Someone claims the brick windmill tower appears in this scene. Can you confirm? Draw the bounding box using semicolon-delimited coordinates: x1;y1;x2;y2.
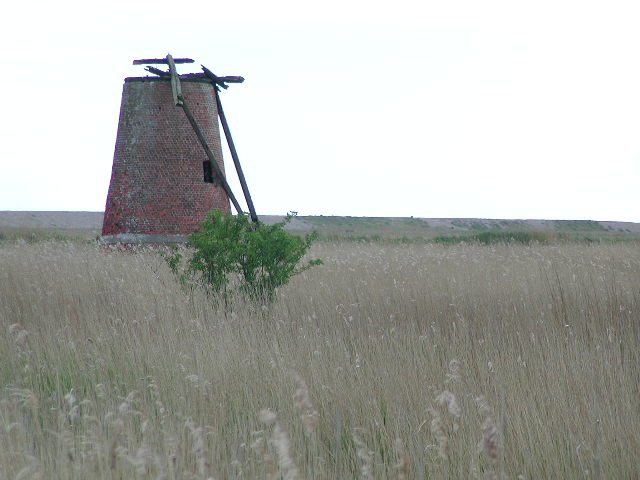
101;55;257;244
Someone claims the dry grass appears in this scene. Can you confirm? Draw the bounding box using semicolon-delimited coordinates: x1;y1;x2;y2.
0;240;639;478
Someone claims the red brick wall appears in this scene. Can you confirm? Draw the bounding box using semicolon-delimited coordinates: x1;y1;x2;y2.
102;77;230;237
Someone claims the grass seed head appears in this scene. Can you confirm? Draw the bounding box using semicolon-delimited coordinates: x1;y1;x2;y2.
445;359;464;384
435;390;461;419
475;396;501;463
352;430;374;480
259;408;277;425
292;372;319;435
428;407;449;460
393;437;409;480
272;423;300;480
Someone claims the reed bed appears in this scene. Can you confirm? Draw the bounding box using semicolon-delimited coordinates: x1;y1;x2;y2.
0;240;638;479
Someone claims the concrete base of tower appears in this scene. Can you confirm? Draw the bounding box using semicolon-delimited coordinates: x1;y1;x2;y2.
99;233;190;245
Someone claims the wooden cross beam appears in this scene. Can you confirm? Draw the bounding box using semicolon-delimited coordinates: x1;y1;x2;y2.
144;66;245;89
133;57;194;65
144;66;170;76
200;65;244;90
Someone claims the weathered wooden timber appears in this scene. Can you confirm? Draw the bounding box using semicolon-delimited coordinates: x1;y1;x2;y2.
144;66;244;88
133;57;194;65
145;66;170;76
201;65;258;223
201;65;245;89
166;55;183;106
178;95;244;214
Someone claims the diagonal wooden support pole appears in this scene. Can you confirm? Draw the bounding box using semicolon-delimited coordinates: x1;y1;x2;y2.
201;65;258;223
213;88;258;223
179;95;244;215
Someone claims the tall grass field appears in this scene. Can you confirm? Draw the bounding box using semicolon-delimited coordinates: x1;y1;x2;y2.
1;239;638;478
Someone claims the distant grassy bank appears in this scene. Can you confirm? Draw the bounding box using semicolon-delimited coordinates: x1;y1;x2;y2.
0;227;93;244
3;225;639;247
2;212;640;245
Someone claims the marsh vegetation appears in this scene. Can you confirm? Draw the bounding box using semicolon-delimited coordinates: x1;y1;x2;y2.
1;238;638;478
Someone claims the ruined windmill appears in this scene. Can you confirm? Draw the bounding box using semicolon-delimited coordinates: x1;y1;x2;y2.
101;54;257;244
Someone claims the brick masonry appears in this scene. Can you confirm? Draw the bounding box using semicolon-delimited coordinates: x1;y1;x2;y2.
102;77;230;240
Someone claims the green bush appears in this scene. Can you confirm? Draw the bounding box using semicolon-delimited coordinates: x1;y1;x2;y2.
167;211;322;303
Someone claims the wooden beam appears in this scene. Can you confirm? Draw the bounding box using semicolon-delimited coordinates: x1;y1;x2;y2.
201;65;244;89
200;65;256;222
215;75;245;84
179;96;245;215
145;66;170;76
143;67;245;85
214;83;258;223
166;54;183;106
133;58;194;65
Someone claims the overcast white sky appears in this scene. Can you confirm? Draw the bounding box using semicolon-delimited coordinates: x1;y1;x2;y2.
1;0;638;221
